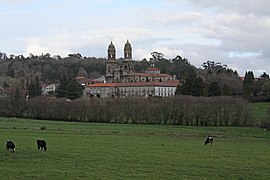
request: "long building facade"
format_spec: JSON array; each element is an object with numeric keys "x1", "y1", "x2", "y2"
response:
[{"x1": 83, "y1": 40, "x2": 179, "y2": 98}]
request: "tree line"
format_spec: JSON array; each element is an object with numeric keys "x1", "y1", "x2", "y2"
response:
[{"x1": 0, "y1": 95, "x2": 252, "y2": 126}]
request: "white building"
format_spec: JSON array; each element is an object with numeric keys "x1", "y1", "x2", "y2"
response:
[
  {"x1": 83, "y1": 80, "x2": 179, "y2": 98},
  {"x1": 41, "y1": 84, "x2": 56, "y2": 95}
]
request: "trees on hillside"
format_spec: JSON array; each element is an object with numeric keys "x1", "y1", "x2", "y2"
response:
[
  {"x1": 56, "y1": 77, "x2": 84, "y2": 100},
  {"x1": 0, "y1": 55, "x2": 106, "y2": 84},
  {"x1": 243, "y1": 71, "x2": 255, "y2": 87},
  {"x1": 198, "y1": 60, "x2": 243, "y2": 96},
  {"x1": 65, "y1": 79, "x2": 84, "y2": 100},
  {"x1": 0, "y1": 52, "x2": 269, "y2": 99},
  {"x1": 55, "y1": 75, "x2": 69, "y2": 98},
  {"x1": 241, "y1": 71, "x2": 270, "y2": 98},
  {"x1": 151, "y1": 51, "x2": 164, "y2": 60},
  {"x1": 28, "y1": 76, "x2": 42, "y2": 98},
  {"x1": 177, "y1": 69, "x2": 204, "y2": 96},
  {"x1": 134, "y1": 58, "x2": 150, "y2": 73},
  {"x1": 208, "y1": 82, "x2": 221, "y2": 97},
  {"x1": 253, "y1": 72, "x2": 270, "y2": 97}
]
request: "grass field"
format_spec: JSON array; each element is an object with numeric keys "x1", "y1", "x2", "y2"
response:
[
  {"x1": 0, "y1": 117, "x2": 269, "y2": 180},
  {"x1": 252, "y1": 102, "x2": 270, "y2": 123}
]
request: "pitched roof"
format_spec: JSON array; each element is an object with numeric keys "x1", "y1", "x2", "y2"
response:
[
  {"x1": 87, "y1": 83, "x2": 116, "y2": 87},
  {"x1": 87, "y1": 80, "x2": 179, "y2": 88},
  {"x1": 146, "y1": 67, "x2": 160, "y2": 71},
  {"x1": 133, "y1": 73, "x2": 172, "y2": 77}
]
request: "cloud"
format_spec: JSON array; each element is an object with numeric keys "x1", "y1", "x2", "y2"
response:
[
  {"x1": 168, "y1": 0, "x2": 270, "y2": 16},
  {"x1": 1, "y1": 0, "x2": 33, "y2": 5},
  {"x1": 228, "y1": 51, "x2": 263, "y2": 58},
  {"x1": 22, "y1": 27, "x2": 155, "y2": 58},
  {"x1": 144, "y1": 11, "x2": 203, "y2": 25},
  {"x1": 24, "y1": 38, "x2": 49, "y2": 56},
  {"x1": 2, "y1": 0, "x2": 270, "y2": 77}
]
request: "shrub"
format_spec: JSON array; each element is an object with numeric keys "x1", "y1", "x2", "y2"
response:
[{"x1": 40, "y1": 125, "x2": 47, "y2": 130}]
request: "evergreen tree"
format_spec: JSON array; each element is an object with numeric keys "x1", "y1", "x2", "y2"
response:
[
  {"x1": 179, "y1": 69, "x2": 204, "y2": 96},
  {"x1": 175, "y1": 84, "x2": 181, "y2": 95},
  {"x1": 179, "y1": 75, "x2": 192, "y2": 95},
  {"x1": 203, "y1": 82, "x2": 209, "y2": 96},
  {"x1": 208, "y1": 82, "x2": 221, "y2": 96},
  {"x1": 56, "y1": 75, "x2": 68, "y2": 97},
  {"x1": 192, "y1": 76, "x2": 204, "y2": 96},
  {"x1": 221, "y1": 84, "x2": 232, "y2": 96},
  {"x1": 28, "y1": 76, "x2": 41, "y2": 98},
  {"x1": 243, "y1": 84, "x2": 253, "y2": 97},
  {"x1": 243, "y1": 71, "x2": 255, "y2": 97},
  {"x1": 65, "y1": 79, "x2": 84, "y2": 100},
  {"x1": 243, "y1": 71, "x2": 255, "y2": 87}
]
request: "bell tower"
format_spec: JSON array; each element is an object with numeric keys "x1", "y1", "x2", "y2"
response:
[
  {"x1": 122, "y1": 40, "x2": 134, "y2": 82},
  {"x1": 106, "y1": 41, "x2": 118, "y2": 83},
  {"x1": 124, "y1": 39, "x2": 132, "y2": 60},
  {"x1": 108, "y1": 41, "x2": 116, "y2": 60}
]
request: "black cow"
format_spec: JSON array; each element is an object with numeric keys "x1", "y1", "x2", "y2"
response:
[
  {"x1": 37, "y1": 140, "x2": 47, "y2": 151},
  {"x1": 205, "y1": 136, "x2": 213, "y2": 146},
  {"x1": 6, "y1": 140, "x2": 16, "y2": 153}
]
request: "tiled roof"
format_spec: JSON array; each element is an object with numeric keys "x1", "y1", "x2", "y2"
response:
[
  {"x1": 87, "y1": 83, "x2": 116, "y2": 87},
  {"x1": 76, "y1": 76, "x2": 104, "y2": 83},
  {"x1": 146, "y1": 68, "x2": 160, "y2": 71},
  {"x1": 133, "y1": 73, "x2": 172, "y2": 77},
  {"x1": 76, "y1": 76, "x2": 88, "y2": 80},
  {"x1": 87, "y1": 80, "x2": 179, "y2": 88}
]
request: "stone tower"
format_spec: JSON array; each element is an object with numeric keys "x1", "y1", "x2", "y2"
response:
[
  {"x1": 106, "y1": 41, "x2": 120, "y2": 83},
  {"x1": 122, "y1": 40, "x2": 134, "y2": 83},
  {"x1": 124, "y1": 39, "x2": 132, "y2": 59},
  {"x1": 108, "y1": 41, "x2": 116, "y2": 60}
]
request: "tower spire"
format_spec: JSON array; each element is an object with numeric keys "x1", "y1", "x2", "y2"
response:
[
  {"x1": 108, "y1": 41, "x2": 116, "y2": 60},
  {"x1": 124, "y1": 39, "x2": 132, "y2": 60}
]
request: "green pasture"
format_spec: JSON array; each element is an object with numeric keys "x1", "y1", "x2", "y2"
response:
[
  {"x1": 0, "y1": 117, "x2": 269, "y2": 180},
  {"x1": 252, "y1": 102, "x2": 270, "y2": 123}
]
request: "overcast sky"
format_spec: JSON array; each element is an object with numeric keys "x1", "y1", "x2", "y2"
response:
[{"x1": 1, "y1": 0, "x2": 270, "y2": 76}]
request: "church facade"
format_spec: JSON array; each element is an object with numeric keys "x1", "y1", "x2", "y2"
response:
[
  {"x1": 106, "y1": 40, "x2": 135, "y2": 83},
  {"x1": 83, "y1": 40, "x2": 179, "y2": 98}
]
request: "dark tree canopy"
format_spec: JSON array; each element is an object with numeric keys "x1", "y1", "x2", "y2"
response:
[
  {"x1": 65, "y1": 79, "x2": 84, "y2": 100},
  {"x1": 28, "y1": 76, "x2": 42, "y2": 98},
  {"x1": 208, "y1": 82, "x2": 221, "y2": 97},
  {"x1": 260, "y1": 72, "x2": 269, "y2": 79}
]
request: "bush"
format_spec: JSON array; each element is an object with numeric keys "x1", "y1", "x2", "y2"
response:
[
  {"x1": 259, "y1": 120, "x2": 270, "y2": 130},
  {"x1": 40, "y1": 125, "x2": 47, "y2": 130},
  {"x1": 261, "y1": 107, "x2": 270, "y2": 130}
]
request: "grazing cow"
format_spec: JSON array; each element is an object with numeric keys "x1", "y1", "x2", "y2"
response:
[
  {"x1": 37, "y1": 140, "x2": 47, "y2": 151},
  {"x1": 6, "y1": 140, "x2": 16, "y2": 153},
  {"x1": 205, "y1": 136, "x2": 214, "y2": 146}
]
